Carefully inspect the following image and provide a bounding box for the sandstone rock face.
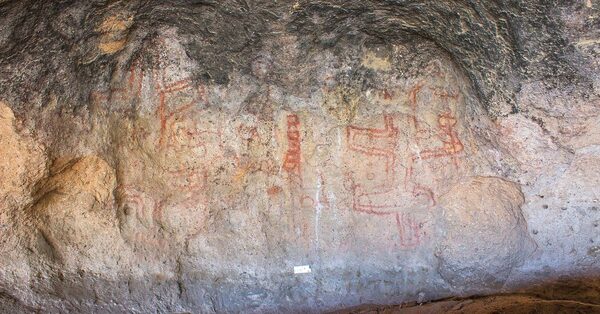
[0,0,598,312]
[0,101,46,204]
[27,155,121,272]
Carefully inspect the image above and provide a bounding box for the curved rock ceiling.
[0,0,599,312]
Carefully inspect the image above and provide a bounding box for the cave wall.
[0,0,599,312]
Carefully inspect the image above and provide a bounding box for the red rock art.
[281,114,310,246]
[405,85,464,203]
[127,63,144,100]
[282,114,302,184]
[267,185,283,197]
[346,114,435,211]
[345,96,465,248]
[377,89,395,100]
[235,122,281,181]
[89,62,144,110]
[395,213,425,248]
[155,78,208,147]
[344,114,432,248]
[237,124,260,142]
[117,185,161,229]
[279,115,335,250]
[300,194,316,208]
[166,166,208,191]
[433,89,459,101]
[346,114,404,215]
[117,186,172,249]
[417,112,464,165]
[144,66,225,220]
[118,182,207,243]
[408,83,424,130]
[97,64,218,241]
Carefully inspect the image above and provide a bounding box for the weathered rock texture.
[436,177,534,291]
[0,0,599,312]
[334,295,600,314]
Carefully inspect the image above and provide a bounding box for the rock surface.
[0,0,598,312]
[334,295,600,314]
[435,176,534,292]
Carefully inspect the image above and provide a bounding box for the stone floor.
[335,278,600,313]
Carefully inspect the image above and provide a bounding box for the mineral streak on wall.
[0,0,599,312]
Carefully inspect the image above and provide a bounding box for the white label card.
[293,265,311,274]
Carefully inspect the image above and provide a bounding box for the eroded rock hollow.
[1,0,599,312]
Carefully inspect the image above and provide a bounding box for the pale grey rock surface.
[0,0,598,312]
